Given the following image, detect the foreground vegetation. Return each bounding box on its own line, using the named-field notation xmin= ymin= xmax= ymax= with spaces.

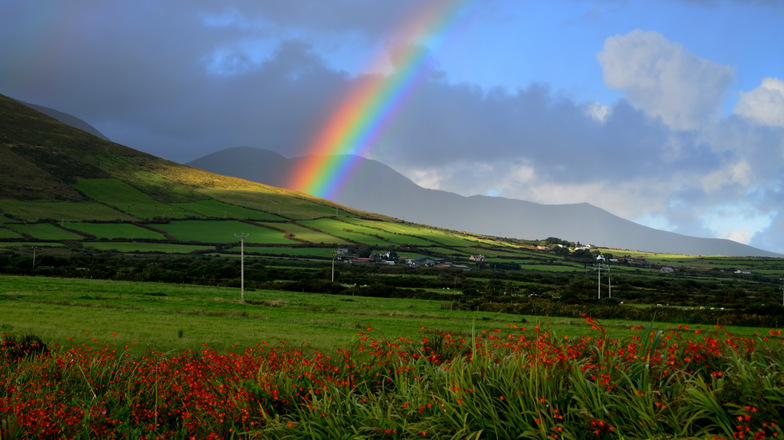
xmin=1 ymin=274 xmax=783 ymax=439
xmin=2 ymin=318 xmax=783 ymax=439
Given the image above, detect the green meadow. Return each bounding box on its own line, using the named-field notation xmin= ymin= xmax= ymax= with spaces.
xmin=154 ymin=220 xmax=294 ymax=244
xmin=69 ymin=222 xmax=166 ymax=240
xmin=84 ymin=242 xmax=214 ymax=253
xmin=9 ymin=223 xmax=84 ymax=240
xmin=0 ymin=274 xmax=766 ymax=355
xmin=171 ymin=199 xmax=285 ymax=221
xmin=0 ymin=200 xmax=136 ymax=222
xmin=257 ymin=221 xmax=352 ymax=245
xmin=74 ymin=179 xmax=195 ymax=220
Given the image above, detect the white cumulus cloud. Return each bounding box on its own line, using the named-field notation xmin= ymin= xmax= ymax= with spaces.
xmin=598 ymin=30 xmax=735 ymax=130
xmin=734 ymin=77 xmax=784 ymax=127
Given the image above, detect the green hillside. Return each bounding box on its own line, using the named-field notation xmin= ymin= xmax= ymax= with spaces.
xmin=0 ymin=93 xmax=525 ymax=257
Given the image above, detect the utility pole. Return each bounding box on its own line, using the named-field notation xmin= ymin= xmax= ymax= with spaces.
xmin=234 ymin=233 xmax=249 ymax=302
xmin=597 ymin=264 xmax=601 ymax=300
xmin=331 ymin=248 xmax=336 ymax=282
xmin=608 ymin=265 xmax=612 ymax=299
xmin=31 ymin=246 xmax=37 ymax=269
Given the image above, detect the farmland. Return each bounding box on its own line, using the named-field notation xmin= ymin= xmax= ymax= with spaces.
xmin=2 ymin=218 xmax=784 ymax=440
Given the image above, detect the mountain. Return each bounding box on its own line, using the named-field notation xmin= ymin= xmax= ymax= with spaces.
xmin=20 ymin=101 xmax=110 ymax=140
xmin=189 ymin=147 xmax=781 ymax=257
xmin=0 ymin=94 xmax=378 ymax=221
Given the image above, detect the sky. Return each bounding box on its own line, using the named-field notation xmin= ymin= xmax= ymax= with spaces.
xmin=1 ymin=0 xmax=784 ymax=253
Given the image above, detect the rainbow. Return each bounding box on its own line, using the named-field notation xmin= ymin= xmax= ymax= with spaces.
xmin=286 ymin=0 xmax=470 ymax=199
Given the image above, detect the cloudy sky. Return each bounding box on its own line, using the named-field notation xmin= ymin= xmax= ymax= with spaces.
xmin=2 ymin=0 xmax=784 ymax=253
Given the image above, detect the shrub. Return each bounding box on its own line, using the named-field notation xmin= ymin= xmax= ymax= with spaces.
xmin=0 ymin=333 xmax=49 ymax=363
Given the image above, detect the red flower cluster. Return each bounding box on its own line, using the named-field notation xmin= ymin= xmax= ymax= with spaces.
xmin=0 ymin=318 xmax=782 ymax=439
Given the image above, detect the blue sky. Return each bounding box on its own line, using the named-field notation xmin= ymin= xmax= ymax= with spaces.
xmin=1 ymin=0 xmax=783 ymax=253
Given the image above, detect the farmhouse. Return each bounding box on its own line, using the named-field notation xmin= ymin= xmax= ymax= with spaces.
xmin=407 ymin=257 xmax=435 ymax=268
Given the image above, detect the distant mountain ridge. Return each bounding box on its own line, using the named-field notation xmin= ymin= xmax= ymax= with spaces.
xmin=189 ymin=147 xmax=782 ymax=257
xmin=7 ymin=96 xmax=778 ymax=257
xmin=20 ymin=101 xmax=109 ymax=141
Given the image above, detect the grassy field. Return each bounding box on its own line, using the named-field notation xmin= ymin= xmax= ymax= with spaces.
xmin=8 ymin=223 xmax=84 ymax=240
xmin=0 ymin=274 xmax=770 ymax=354
xmin=83 ymin=242 xmax=215 ymax=253
xmin=170 ymin=199 xmax=285 ymax=221
xmin=256 ymin=221 xmax=352 ymax=245
xmin=235 ymin=246 xmax=336 ymax=257
xmin=299 ymin=218 xmax=396 ymax=246
xmin=314 ymin=218 xmax=436 ymax=246
xmin=0 ymin=227 xmax=22 ymax=239
xmin=2 ymin=274 xmax=783 ymax=439
xmin=74 ymin=178 xmax=195 ymax=220
xmin=156 ymin=220 xmax=297 ymax=244
xmin=0 ymin=199 xmax=137 ymax=222
xmin=68 ymin=222 xmax=167 ymax=240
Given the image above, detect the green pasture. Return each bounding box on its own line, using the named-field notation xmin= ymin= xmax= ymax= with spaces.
xmin=124 ymin=170 xmax=209 ymax=203
xmin=0 ymin=227 xmax=22 ymax=239
xmin=197 ymin=188 xmax=356 ymax=220
xmin=1 ymin=274 xmax=768 ymax=354
xmin=257 ymin=221 xmax=351 ymax=245
xmin=170 ymin=199 xmax=284 ymax=221
xmin=342 ymin=218 xmax=428 ymax=235
xmin=332 ymin=218 xmax=474 ymax=247
xmin=294 ymin=203 xmax=355 ymax=217
xmin=514 ymin=262 xmax=584 ymax=272
xmin=330 ymin=218 xmax=436 ymax=246
xmin=0 ymin=242 xmax=63 ymax=249
xmin=74 ymin=179 xmax=194 ymax=220
xmin=466 ymin=246 xmax=535 ymax=259
xmin=421 ymin=247 xmax=472 ymax=259
xmin=299 ymin=218 xmax=394 ymax=246
xmin=156 ymin=220 xmax=296 ymax=244
xmin=340 ymin=219 xmax=441 ymax=246
xmin=68 ymin=222 xmax=166 ymax=240
xmin=8 ymin=223 xmax=83 ymax=240
xmin=235 ymin=246 xmax=335 ymax=258
xmin=423 ymin=231 xmax=495 ymax=248
xmin=0 ymin=199 xmax=135 ymax=222
xmin=84 ymin=242 xmax=214 ymax=253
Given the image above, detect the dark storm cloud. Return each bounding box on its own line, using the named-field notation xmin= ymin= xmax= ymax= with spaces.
xmin=372 ymin=76 xmax=723 ymax=185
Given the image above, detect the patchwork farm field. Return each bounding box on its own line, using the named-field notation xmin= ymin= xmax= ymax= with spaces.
xmin=69 ymin=222 xmax=166 ymax=240
xmin=170 ymin=199 xmax=285 ymax=221
xmin=156 ymin=220 xmax=297 ymax=244
xmin=74 ymin=179 xmax=196 ymax=220
xmin=9 ymin=223 xmax=84 ymax=240
xmin=0 ymin=228 xmax=21 ymax=239
xmin=0 ymin=199 xmax=136 ymax=222
xmin=299 ymin=218 xmax=397 ymax=246
xmin=84 ymin=242 xmax=215 ymax=253
xmin=256 ymin=221 xmax=352 ymax=245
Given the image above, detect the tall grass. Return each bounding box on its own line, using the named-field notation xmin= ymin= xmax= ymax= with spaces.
xmin=1 ymin=320 xmax=783 ymax=439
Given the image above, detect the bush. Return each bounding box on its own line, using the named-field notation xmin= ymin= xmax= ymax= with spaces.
xmin=1 ymin=333 xmax=49 ymax=363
